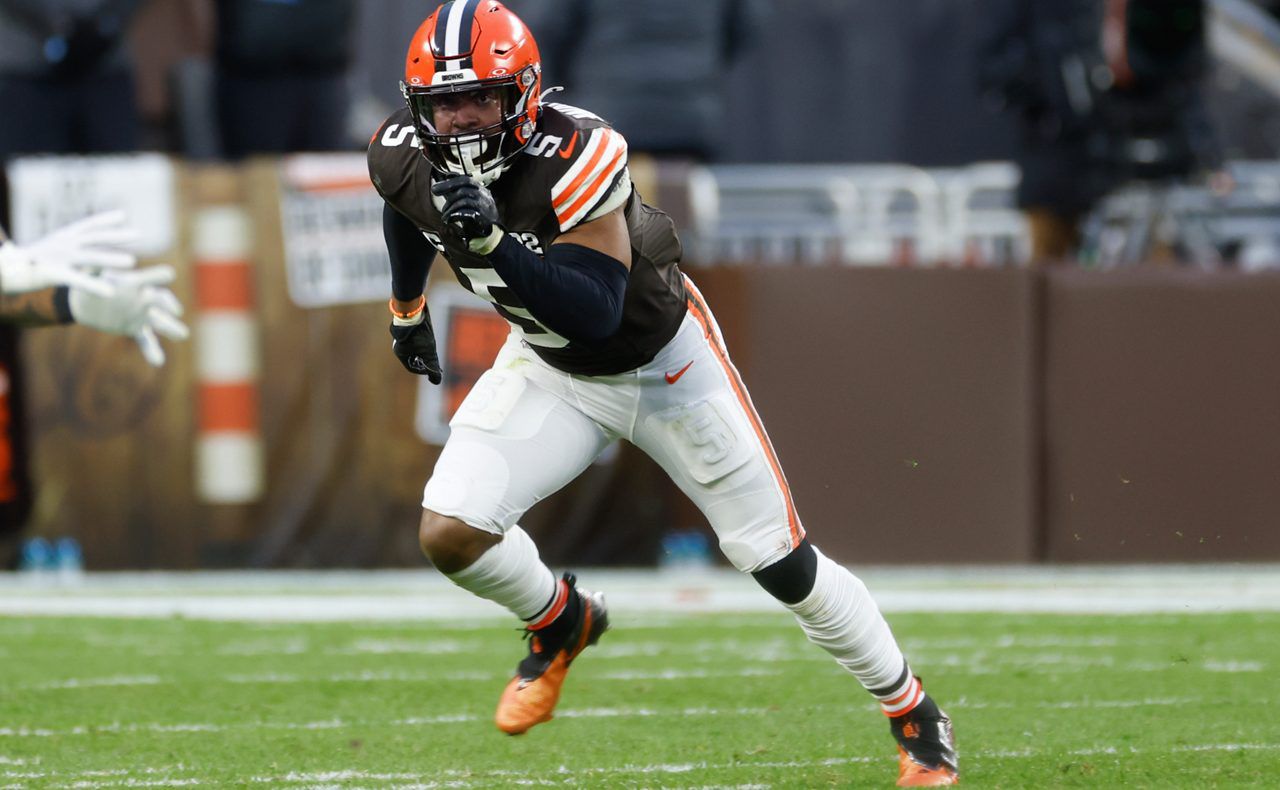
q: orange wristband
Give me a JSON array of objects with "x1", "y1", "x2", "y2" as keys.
[{"x1": 388, "y1": 295, "x2": 425, "y2": 320}]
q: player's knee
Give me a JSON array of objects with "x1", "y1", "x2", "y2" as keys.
[
  {"x1": 751, "y1": 539, "x2": 818, "y2": 605},
  {"x1": 418, "y1": 509, "x2": 500, "y2": 574}
]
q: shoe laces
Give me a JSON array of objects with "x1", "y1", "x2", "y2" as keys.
[{"x1": 520, "y1": 628, "x2": 549, "y2": 657}]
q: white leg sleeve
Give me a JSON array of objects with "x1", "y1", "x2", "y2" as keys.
[
  {"x1": 444, "y1": 525, "x2": 558, "y2": 622},
  {"x1": 784, "y1": 546, "x2": 908, "y2": 693}
]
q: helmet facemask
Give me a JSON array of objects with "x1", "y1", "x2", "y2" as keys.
[{"x1": 403, "y1": 66, "x2": 538, "y2": 186}]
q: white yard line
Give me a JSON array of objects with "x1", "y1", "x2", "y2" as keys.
[
  {"x1": 57, "y1": 780, "x2": 200, "y2": 788},
  {"x1": 0, "y1": 696, "x2": 1232, "y2": 739},
  {"x1": 30, "y1": 676, "x2": 162, "y2": 691},
  {"x1": 7, "y1": 743, "x2": 1280, "y2": 787},
  {"x1": 1202, "y1": 659, "x2": 1264, "y2": 672},
  {"x1": 6, "y1": 667, "x2": 779, "y2": 693},
  {"x1": 8, "y1": 653, "x2": 1265, "y2": 695},
  {"x1": 0, "y1": 565, "x2": 1278, "y2": 620}
]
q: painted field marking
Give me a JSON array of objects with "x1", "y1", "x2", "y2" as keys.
[
  {"x1": 7, "y1": 744, "x2": 1280, "y2": 787},
  {"x1": 326, "y1": 638, "x2": 479, "y2": 655},
  {"x1": 0, "y1": 697, "x2": 1224, "y2": 739},
  {"x1": 593, "y1": 668, "x2": 781, "y2": 680},
  {"x1": 31, "y1": 676, "x2": 162, "y2": 691},
  {"x1": 9, "y1": 649, "x2": 1265, "y2": 695},
  {"x1": 8, "y1": 667, "x2": 788, "y2": 693},
  {"x1": 1202, "y1": 659, "x2": 1264, "y2": 672}
]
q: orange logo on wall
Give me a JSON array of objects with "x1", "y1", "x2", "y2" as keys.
[{"x1": 444, "y1": 306, "x2": 511, "y2": 416}]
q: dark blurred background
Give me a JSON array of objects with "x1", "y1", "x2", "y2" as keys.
[
  {"x1": 4, "y1": 0, "x2": 1280, "y2": 571},
  {"x1": 6, "y1": 0, "x2": 1273, "y2": 165}
]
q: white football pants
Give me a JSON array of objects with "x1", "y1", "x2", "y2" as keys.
[{"x1": 422, "y1": 277, "x2": 804, "y2": 572}]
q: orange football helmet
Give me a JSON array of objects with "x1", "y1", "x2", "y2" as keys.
[{"x1": 401, "y1": 0, "x2": 542, "y2": 184}]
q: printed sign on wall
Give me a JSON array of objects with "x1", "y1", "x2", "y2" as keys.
[
  {"x1": 7, "y1": 154, "x2": 176, "y2": 256},
  {"x1": 278, "y1": 154, "x2": 391, "y2": 308}
]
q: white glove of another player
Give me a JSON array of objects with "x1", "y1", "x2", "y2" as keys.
[
  {"x1": 0, "y1": 211, "x2": 139, "y2": 297},
  {"x1": 69, "y1": 266, "x2": 190, "y2": 367}
]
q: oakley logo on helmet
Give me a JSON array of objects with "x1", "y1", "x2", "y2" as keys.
[{"x1": 401, "y1": 0, "x2": 544, "y2": 186}]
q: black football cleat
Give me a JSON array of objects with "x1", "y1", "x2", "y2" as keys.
[{"x1": 891, "y1": 691, "x2": 959, "y2": 786}]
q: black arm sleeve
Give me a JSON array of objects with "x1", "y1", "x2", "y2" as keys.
[
  {"x1": 383, "y1": 203, "x2": 435, "y2": 302},
  {"x1": 485, "y1": 235, "x2": 629, "y2": 343}
]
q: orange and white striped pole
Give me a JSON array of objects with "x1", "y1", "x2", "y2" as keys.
[{"x1": 192, "y1": 205, "x2": 263, "y2": 503}]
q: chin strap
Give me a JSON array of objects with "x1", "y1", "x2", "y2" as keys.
[
  {"x1": 444, "y1": 154, "x2": 508, "y2": 188},
  {"x1": 469, "y1": 164, "x2": 507, "y2": 188}
]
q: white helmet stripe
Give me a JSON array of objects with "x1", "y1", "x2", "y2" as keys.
[
  {"x1": 442, "y1": 0, "x2": 480, "y2": 69},
  {"x1": 444, "y1": 3, "x2": 465, "y2": 63}
]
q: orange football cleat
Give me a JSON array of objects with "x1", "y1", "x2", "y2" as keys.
[
  {"x1": 494, "y1": 574, "x2": 608, "y2": 735},
  {"x1": 897, "y1": 747, "x2": 959, "y2": 786},
  {"x1": 891, "y1": 691, "x2": 959, "y2": 786}
]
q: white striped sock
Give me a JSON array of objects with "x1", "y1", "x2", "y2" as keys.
[
  {"x1": 785, "y1": 547, "x2": 912, "y2": 700},
  {"x1": 876, "y1": 672, "x2": 924, "y2": 716}
]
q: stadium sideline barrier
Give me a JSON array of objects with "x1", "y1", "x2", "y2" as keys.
[{"x1": 8, "y1": 155, "x2": 1280, "y2": 568}]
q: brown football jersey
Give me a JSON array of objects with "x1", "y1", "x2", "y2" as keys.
[{"x1": 368, "y1": 102, "x2": 688, "y2": 376}]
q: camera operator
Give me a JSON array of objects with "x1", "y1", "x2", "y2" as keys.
[
  {"x1": 1093, "y1": 0, "x2": 1225, "y2": 185},
  {"x1": 980, "y1": 0, "x2": 1226, "y2": 265}
]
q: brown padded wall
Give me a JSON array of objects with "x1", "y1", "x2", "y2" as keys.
[
  {"x1": 689, "y1": 266, "x2": 1039, "y2": 563},
  {"x1": 1043, "y1": 269, "x2": 1280, "y2": 561},
  {"x1": 34, "y1": 221, "x2": 1280, "y2": 568}
]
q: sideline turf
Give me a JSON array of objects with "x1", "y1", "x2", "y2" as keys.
[{"x1": 1, "y1": 612, "x2": 1276, "y2": 788}]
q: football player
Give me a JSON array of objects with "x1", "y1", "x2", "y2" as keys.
[
  {"x1": 368, "y1": 2, "x2": 957, "y2": 785},
  {"x1": 0, "y1": 212, "x2": 188, "y2": 365}
]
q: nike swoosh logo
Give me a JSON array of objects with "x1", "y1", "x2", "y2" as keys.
[
  {"x1": 664, "y1": 360, "x2": 694, "y2": 385},
  {"x1": 557, "y1": 131, "x2": 579, "y2": 159}
]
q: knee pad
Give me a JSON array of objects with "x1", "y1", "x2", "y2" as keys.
[{"x1": 751, "y1": 539, "x2": 818, "y2": 604}]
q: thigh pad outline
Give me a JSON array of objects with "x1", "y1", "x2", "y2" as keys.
[
  {"x1": 644, "y1": 395, "x2": 754, "y2": 486},
  {"x1": 450, "y1": 369, "x2": 532, "y2": 435}
]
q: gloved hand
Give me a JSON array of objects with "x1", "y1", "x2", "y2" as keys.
[
  {"x1": 0, "y1": 210, "x2": 138, "y2": 297},
  {"x1": 390, "y1": 310, "x2": 442, "y2": 383},
  {"x1": 431, "y1": 175, "x2": 503, "y2": 253},
  {"x1": 69, "y1": 266, "x2": 190, "y2": 367}
]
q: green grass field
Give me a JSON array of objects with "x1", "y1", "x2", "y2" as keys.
[{"x1": 1, "y1": 609, "x2": 1277, "y2": 788}]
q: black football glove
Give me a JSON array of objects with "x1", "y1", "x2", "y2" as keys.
[
  {"x1": 389, "y1": 318, "x2": 442, "y2": 384},
  {"x1": 431, "y1": 174, "x2": 501, "y2": 241}
]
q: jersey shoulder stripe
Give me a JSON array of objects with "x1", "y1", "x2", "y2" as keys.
[{"x1": 551, "y1": 126, "x2": 628, "y2": 231}]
